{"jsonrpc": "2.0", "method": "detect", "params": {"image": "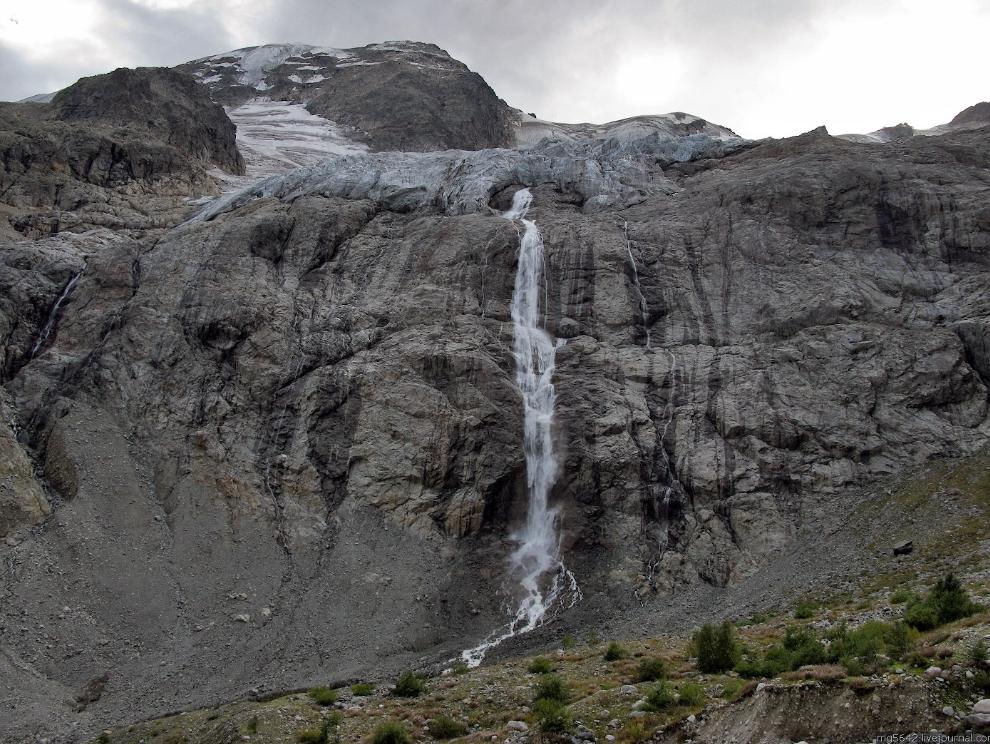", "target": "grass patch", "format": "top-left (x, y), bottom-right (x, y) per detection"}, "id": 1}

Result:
top-left (307, 687), bottom-right (337, 707)
top-left (350, 682), bottom-right (374, 696)
top-left (534, 673), bottom-right (568, 703)
top-left (678, 681), bottom-right (705, 706)
top-left (643, 680), bottom-right (675, 711)
top-left (528, 656), bottom-right (554, 674)
top-left (371, 721), bottom-right (411, 744)
top-left (428, 715), bottom-right (467, 739)
top-left (794, 600), bottom-right (818, 619)
top-left (533, 698), bottom-right (572, 733)
top-left (392, 671), bottom-right (424, 698)
top-left (604, 641), bottom-right (629, 661)
top-left (635, 658), bottom-right (667, 682)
